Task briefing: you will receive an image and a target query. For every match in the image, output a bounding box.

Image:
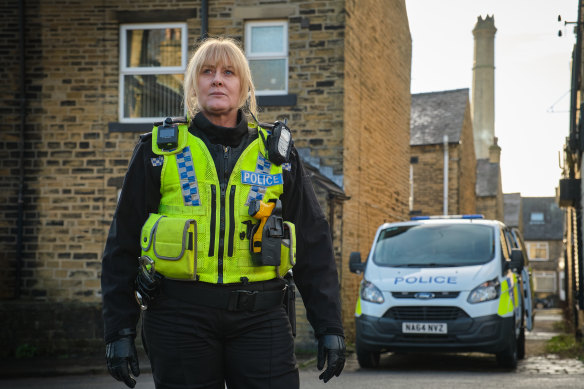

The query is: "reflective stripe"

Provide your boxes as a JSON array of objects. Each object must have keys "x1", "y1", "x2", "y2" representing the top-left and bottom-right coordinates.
[
  {"x1": 497, "y1": 277, "x2": 514, "y2": 316},
  {"x1": 355, "y1": 297, "x2": 362, "y2": 316},
  {"x1": 245, "y1": 153, "x2": 271, "y2": 205},
  {"x1": 176, "y1": 146, "x2": 200, "y2": 206}
]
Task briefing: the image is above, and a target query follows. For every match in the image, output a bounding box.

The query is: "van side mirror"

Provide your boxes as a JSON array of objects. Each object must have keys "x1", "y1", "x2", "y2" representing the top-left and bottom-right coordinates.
[
  {"x1": 509, "y1": 248, "x2": 524, "y2": 272},
  {"x1": 349, "y1": 252, "x2": 365, "y2": 274}
]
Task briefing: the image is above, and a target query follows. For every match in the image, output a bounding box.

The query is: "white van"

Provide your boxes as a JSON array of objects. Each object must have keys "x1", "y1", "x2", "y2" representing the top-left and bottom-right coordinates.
[{"x1": 349, "y1": 215, "x2": 533, "y2": 369}]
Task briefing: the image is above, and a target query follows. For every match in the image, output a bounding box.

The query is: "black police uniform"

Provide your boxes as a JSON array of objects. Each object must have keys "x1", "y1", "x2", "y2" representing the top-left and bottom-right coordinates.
[{"x1": 101, "y1": 112, "x2": 345, "y2": 388}]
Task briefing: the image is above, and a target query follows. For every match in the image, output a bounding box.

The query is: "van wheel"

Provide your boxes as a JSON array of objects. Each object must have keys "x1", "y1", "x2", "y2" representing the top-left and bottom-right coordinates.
[
  {"x1": 496, "y1": 327, "x2": 518, "y2": 369},
  {"x1": 517, "y1": 327, "x2": 526, "y2": 360},
  {"x1": 356, "y1": 339, "x2": 380, "y2": 368}
]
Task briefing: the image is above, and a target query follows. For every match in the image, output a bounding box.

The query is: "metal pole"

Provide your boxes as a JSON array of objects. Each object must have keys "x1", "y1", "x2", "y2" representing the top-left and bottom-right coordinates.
[{"x1": 443, "y1": 135, "x2": 449, "y2": 215}]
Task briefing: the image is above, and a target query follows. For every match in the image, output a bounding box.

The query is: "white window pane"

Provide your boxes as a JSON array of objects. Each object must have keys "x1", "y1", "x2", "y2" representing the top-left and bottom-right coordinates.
[
  {"x1": 534, "y1": 274, "x2": 556, "y2": 292},
  {"x1": 123, "y1": 74, "x2": 184, "y2": 118},
  {"x1": 126, "y1": 27, "x2": 183, "y2": 67},
  {"x1": 530, "y1": 212, "x2": 544, "y2": 224},
  {"x1": 249, "y1": 59, "x2": 286, "y2": 91},
  {"x1": 250, "y1": 26, "x2": 284, "y2": 53}
]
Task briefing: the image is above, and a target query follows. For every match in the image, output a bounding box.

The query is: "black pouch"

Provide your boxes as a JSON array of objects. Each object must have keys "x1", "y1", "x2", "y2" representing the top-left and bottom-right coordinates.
[
  {"x1": 134, "y1": 256, "x2": 164, "y2": 310},
  {"x1": 284, "y1": 272, "x2": 296, "y2": 337}
]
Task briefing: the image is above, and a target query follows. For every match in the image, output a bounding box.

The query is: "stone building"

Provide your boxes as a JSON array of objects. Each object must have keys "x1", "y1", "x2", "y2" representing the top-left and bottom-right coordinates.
[
  {"x1": 558, "y1": 0, "x2": 584, "y2": 336},
  {"x1": 475, "y1": 139, "x2": 504, "y2": 220},
  {"x1": 409, "y1": 88, "x2": 477, "y2": 216},
  {"x1": 0, "y1": 0, "x2": 411, "y2": 356},
  {"x1": 521, "y1": 197, "x2": 564, "y2": 308}
]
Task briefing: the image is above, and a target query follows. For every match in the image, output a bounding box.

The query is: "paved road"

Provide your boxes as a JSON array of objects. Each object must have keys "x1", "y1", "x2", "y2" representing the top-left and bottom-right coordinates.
[
  {"x1": 1, "y1": 351, "x2": 583, "y2": 389},
  {"x1": 1, "y1": 309, "x2": 582, "y2": 389}
]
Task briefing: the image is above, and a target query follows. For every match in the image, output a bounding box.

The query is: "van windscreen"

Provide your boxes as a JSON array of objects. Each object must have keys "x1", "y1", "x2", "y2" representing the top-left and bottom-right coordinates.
[{"x1": 373, "y1": 224, "x2": 495, "y2": 267}]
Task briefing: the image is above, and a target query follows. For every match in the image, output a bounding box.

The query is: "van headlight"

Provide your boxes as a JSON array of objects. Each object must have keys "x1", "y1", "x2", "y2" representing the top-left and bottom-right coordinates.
[
  {"x1": 360, "y1": 280, "x2": 385, "y2": 304},
  {"x1": 467, "y1": 278, "x2": 500, "y2": 304}
]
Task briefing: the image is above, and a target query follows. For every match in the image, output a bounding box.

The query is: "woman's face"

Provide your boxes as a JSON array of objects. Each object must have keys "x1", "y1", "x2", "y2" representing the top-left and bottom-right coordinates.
[{"x1": 197, "y1": 62, "x2": 241, "y2": 123}]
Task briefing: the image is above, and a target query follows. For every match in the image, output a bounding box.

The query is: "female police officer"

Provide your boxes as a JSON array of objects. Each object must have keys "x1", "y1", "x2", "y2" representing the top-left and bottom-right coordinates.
[{"x1": 101, "y1": 37, "x2": 345, "y2": 388}]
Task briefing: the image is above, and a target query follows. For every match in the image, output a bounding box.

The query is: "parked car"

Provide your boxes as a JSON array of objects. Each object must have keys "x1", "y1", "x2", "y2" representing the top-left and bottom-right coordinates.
[{"x1": 349, "y1": 215, "x2": 534, "y2": 369}]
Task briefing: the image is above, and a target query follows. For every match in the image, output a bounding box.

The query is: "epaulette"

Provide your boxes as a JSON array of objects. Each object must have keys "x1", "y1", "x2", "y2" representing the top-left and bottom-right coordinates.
[
  {"x1": 258, "y1": 121, "x2": 275, "y2": 131},
  {"x1": 139, "y1": 132, "x2": 153, "y2": 143},
  {"x1": 153, "y1": 116, "x2": 188, "y2": 126}
]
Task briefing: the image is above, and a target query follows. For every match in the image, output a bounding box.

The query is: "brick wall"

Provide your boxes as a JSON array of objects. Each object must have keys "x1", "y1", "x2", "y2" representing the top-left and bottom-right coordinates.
[
  {"x1": 1, "y1": 0, "x2": 412, "y2": 351},
  {"x1": 411, "y1": 144, "x2": 448, "y2": 215},
  {"x1": 0, "y1": 1, "x2": 22, "y2": 300},
  {"x1": 341, "y1": 0, "x2": 411, "y2": 339}
]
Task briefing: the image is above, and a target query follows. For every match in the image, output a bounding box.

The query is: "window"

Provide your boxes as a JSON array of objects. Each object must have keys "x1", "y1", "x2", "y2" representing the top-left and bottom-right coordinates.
[
  {"x1": 372, "y1": 224, "x2": 494, "y2": 267},
  {"x1": 534, "y1": 271, "x2": 557, "y2": 293},
  {"x1": 530, "y1": 212, "x2": 544, "y2": 224},
  {"x1": 526, "y1": 241, "x2": 549, "y2": 260},
  {"x1": 119, "y1": 23, "x2": 187, "y2": 123},
  {"x1": 245, "y1": 21, "x2": 288, "y2": 95}
]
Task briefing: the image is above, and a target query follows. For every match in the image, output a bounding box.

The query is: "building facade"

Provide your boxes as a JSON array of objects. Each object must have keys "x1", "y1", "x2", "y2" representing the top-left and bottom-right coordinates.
[
  {"x1": 0, "y1": 0, "x2": 411, "y2": 355},
  {"x1": 409, "y1": 89, "x2": 477, "y2": 216},
  {"x1": 521, "y1": 197, "x2": 565, "y2": 308},
  {"x1": 558, "y1": 0, "x2": 584, "y2": 336}
]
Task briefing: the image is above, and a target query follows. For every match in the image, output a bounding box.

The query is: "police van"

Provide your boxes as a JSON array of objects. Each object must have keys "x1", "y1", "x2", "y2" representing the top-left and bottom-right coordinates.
[{"x1": 349, "y1": 215, "x2": 533, "y2": 369}]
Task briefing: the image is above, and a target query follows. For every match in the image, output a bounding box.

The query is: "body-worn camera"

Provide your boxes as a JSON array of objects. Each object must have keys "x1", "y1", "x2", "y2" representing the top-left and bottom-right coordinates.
[
  {"x1": 157, "y1": 117, "x2": 179, "y2": 150},
  {"x1": 266, "y1": 120, "x2": 292, "y2": 165}
]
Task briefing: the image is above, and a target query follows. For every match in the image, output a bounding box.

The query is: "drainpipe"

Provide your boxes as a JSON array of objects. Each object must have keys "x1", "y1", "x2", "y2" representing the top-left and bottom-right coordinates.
[
  {"x1": 16, "y1": 0, "x2": 27, "y2": 299},
  {"x1": 443, "y1": 135, "x2": 449, "y2": 216},
  {"x1": 409, "y1": 164, "x2": 414, "y2": 212},
  {"x1": 201, "y1": 0, "x2": 208, "y2": 39}
]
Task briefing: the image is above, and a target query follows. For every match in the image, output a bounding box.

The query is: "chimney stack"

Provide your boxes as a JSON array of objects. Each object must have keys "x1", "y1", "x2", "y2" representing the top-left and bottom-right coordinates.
[
  {"x1": 472, "y1": 15, "x2": 497, "y2": 159},
  {"x1": 489, "y1": 137, "x2": 501, "y2": 163}
]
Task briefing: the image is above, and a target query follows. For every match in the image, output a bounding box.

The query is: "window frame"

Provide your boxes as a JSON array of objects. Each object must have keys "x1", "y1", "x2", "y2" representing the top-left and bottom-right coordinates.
[
  {"x1": 118, "y1": 22, "x2": 188, "y2": 123},
  {"x1": 245, "y1": 20, "x2": 289, "y2": 96},
  {"x1": 533, "y1": 271, "x2": 557, "y2": 293},
  {"x1": 526, "y1": 241, "x2": 549, "y2": 261}
]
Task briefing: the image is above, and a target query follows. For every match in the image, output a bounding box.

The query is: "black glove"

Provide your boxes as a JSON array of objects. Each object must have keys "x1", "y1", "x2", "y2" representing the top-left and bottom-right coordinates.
[
  {"x1": 317, "y1": 334, "x2": 346, "y2": 383},
  {"x1": 106, "y1": 334, "x2": 140, "y2": 388}
]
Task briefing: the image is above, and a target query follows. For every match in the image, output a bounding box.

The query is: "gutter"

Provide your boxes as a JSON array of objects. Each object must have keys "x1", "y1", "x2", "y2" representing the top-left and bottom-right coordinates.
[{"x1": 201, "y1": 0, "x2": 208, "y2": 39}]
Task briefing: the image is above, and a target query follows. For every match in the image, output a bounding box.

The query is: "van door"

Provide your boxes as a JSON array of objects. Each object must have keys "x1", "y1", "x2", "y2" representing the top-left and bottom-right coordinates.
[{"x1": 508, "y1": 228, "x2": 534, "y2": 331}]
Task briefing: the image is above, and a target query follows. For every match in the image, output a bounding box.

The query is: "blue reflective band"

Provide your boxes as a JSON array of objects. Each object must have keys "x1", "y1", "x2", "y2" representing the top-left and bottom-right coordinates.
[{"x1": 241, "y1": 170, "x2": 283, "y2": 187}]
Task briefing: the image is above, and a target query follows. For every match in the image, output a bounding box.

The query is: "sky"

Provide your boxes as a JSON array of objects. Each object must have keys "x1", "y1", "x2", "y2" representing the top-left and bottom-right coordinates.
[{"x1": 405, "y1": 0, "x2": 578, "y2": 197}]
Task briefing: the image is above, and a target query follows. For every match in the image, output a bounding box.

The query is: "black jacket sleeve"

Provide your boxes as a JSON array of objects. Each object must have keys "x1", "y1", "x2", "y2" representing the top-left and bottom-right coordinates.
[
  {"x1": 282, "y1": 147, "x2": 344, "y2": 338},
  {"x1": 101, "y1": 135, "x2": 161, "y2": 343}
]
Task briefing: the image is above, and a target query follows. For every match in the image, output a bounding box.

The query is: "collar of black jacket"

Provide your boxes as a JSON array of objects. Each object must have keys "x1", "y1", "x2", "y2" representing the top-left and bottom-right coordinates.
[{"x1": 192, "y1": 110, "x2": 248, "y2": 148}]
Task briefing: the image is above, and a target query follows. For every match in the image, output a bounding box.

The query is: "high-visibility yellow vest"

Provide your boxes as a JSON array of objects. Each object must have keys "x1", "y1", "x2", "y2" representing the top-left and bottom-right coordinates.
[{"x1": 140, "y1": 121, "x2": 296, "y2": 284}]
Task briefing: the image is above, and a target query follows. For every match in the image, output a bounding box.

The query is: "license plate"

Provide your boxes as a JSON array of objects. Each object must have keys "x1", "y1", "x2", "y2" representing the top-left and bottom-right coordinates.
[{"x1": 402, "y1": 322, "x2": 447, "y2": 334}]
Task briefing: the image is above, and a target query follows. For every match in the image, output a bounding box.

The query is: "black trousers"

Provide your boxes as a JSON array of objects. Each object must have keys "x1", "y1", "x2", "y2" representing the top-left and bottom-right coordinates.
[{"x1": 142, "y1": 281, "x2": 299, "y2": 389}]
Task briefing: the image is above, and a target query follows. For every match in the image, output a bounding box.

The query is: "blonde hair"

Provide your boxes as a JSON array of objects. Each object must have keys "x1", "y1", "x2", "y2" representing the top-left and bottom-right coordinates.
[{"x1": 183, "y1": 36, "x2": 257, "y2": 121}]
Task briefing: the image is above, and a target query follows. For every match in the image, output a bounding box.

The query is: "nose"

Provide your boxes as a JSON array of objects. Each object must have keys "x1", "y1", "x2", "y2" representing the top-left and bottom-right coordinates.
[{"x1": 212, "y1": 73, "x2": 223, "y2": 86}]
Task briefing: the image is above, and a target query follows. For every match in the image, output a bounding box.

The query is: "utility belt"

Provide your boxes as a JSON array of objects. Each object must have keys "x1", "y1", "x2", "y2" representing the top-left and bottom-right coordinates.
[{"x1": 161, "y1": 278, "x2": 286, "y2": 312}]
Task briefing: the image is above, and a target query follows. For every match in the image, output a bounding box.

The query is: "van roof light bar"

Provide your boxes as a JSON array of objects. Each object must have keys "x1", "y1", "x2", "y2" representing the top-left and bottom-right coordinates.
[{"x1": 410, "y1": 214, "x2": 484, "y2": 221}]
